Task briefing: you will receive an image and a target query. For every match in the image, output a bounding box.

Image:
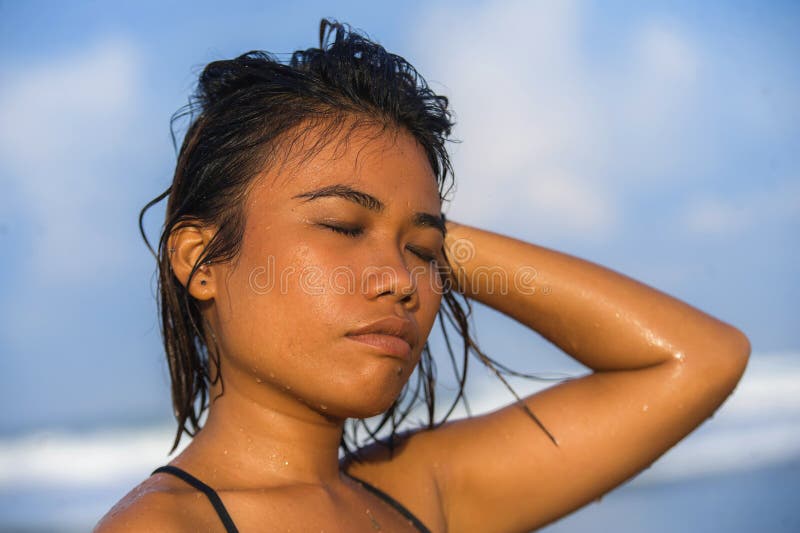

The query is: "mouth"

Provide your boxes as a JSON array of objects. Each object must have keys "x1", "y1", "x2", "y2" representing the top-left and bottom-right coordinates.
[
  {"x1": 345, "y1": 333, "x2": 413, "y2": 360},
  {"x1": 345, "y1": 316, "x2": 417, "y2": 360}
]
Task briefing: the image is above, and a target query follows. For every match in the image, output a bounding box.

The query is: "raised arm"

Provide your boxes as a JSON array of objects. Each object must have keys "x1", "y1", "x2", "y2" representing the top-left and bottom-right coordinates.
[{"x1": 413, "y1": 220, "x2": 751, "y2": 532}]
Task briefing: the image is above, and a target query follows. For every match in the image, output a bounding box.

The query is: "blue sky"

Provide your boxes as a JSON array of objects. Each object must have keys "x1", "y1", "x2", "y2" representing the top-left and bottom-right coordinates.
[{"x1": 1, "y1": 0, "x2": 798, "y2": 434}]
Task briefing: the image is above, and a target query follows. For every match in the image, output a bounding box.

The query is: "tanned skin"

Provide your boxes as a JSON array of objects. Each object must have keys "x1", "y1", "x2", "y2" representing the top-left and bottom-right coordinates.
[{"x1": 96, "y1": 124, "x2": 750, "y2": 532}]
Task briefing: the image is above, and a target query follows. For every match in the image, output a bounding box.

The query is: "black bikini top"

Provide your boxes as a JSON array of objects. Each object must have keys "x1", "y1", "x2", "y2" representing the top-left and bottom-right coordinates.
[{"x1": 151, "y1": 465, "x2": 432, "y2": 533}]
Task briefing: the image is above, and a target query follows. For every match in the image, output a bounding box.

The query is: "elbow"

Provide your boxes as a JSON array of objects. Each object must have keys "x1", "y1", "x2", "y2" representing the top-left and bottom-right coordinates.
[
  {"x1": 710, "y1": 324, "x2": 752, "y2": 387},
  {"x1": 723, "y1": 324, "x2": 752, "y2": 364},
  {"x1": 734, "y1": 327, "x2": 752, "y2": 359},
  {"x1": 673, "y1": 324, "x2": 752, "y2": 389}
]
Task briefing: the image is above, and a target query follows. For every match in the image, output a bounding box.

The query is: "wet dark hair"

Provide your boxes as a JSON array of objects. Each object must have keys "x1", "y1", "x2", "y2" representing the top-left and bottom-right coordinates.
[{"x1": 139, "y1": 18, "x2": 559, "y2": 459}]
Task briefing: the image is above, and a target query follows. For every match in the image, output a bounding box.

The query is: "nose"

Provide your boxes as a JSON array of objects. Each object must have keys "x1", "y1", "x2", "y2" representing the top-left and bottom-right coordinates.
[{"x1": 362, "y1": 246, "x2": 419, "y2": 308}]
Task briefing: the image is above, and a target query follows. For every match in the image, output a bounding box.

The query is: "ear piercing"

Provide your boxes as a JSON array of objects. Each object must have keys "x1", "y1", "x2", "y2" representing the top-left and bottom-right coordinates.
[{"x1": 166, "y1": 246, "x2": 208, "y2": 286}]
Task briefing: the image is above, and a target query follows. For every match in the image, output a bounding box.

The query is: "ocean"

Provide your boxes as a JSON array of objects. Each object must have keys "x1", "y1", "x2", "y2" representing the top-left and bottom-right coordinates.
[{"x1": 1, "y1": 352, "x2": 797, "y2": 532}]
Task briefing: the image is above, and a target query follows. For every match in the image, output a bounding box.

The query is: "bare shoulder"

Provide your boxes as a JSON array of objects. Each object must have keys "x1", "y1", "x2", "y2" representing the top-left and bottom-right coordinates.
[
  {"x1": 340, "y1": 427, "x2": 441, "y2": 487},
  {"x1": 340, "y1": 428, "x2": 448, "y2": 532},
  {"x1": 93, "y1": 473, "x2": 219, "y2": 532}
]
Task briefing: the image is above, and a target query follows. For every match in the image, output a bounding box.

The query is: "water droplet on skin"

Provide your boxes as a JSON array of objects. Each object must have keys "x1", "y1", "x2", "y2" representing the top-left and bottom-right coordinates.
[
  {"x1": 255, "y1": 377, "x2": 262, "y2": 383},
  {"x1": 223, "y1": 449, "x2": 228, "y2": 455},
  {"x1": 283, "y1": 460, "x2": 289, "y2": 466},
  {"x1": 269, "y1": 371, "x2": 275, "y2": 378},
  {"x1": 320, "y1": 404, "x2": 328, "y2": 410},
  {"x1": 642, "y1": 404, "x2": 649, "y2": 412}
]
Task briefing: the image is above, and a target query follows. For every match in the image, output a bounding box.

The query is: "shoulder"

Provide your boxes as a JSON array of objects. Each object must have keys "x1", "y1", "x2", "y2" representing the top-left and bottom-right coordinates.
[
  {"x1": 341, "y1": 428, "x2": 447, "y2": 532},
  {"x1": 340, "y1": 427, "x2": 439, "y2": 480},
  {"x1": 93, "y1": 472, "x2": 220, "y2": 532}
]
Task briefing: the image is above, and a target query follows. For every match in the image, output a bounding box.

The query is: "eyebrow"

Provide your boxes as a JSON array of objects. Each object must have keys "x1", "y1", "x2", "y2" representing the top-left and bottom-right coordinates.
[{"x1": 293, "y1": 183, "x2": 446, "y2": 236}]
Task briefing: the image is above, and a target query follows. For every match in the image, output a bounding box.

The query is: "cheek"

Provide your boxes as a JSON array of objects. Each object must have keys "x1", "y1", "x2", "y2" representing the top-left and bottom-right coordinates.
[
  {"x1": 207, "y1": 240, "x2": 297, "y2": 356},
  {"x1": 417, "y1": 279, "x2": 443, "y2": 343},
  {"x1": 215, "y1": 240, "x2": 360, "y2": 369},
  {"x1": 231, "y1": 243, "x2": 340, "y2": 347},
  {"x1": 208, "y1": 234, "x2": 440, "y2": 416}
]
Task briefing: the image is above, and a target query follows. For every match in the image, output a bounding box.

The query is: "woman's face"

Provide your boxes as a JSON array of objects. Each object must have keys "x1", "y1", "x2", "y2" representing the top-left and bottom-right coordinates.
[{"x1": 205, "y1": 125, "x2": 445, "y2": 419}]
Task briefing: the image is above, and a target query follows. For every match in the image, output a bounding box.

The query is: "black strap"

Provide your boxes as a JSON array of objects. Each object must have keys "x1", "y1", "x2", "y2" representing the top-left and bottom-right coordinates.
[
  {"x1": 342, "y1": 470, "x2": 433, "y2": 533},
  {"x1": 151, "y1": 465, "x2": 239, "y2": 533}
]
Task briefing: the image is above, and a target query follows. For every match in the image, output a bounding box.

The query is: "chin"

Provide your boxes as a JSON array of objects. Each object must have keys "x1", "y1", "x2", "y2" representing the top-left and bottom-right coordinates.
[
  {"x1": 334, "y1": 374, "x2": 408, "y2": 418},
  {"x1": 365, "y1": 394, "x2": 403, "y2": 417},
  {"x1": 319, "y1": 395, "x2": 398, "y2": 420}
]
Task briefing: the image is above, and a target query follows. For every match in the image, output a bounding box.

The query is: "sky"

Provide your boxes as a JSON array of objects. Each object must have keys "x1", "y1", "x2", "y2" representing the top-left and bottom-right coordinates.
[{"x1": 0, "y1": 0, "x2": 798, "y2": 436}]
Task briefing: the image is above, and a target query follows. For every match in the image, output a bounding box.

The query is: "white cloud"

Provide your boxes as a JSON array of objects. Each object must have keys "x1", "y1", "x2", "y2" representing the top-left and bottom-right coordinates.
[
  {"x1": 521, "y1": 168, "x2": 618, "y2": 235},
  {"x1": 681, "y1": 178, "x2": 800, "y2": 236},
  {"x1": 636, "y1": 21, "x2": 699, "y2": 84},
  {"x1": 411, "y1": 0, "x2": 608, "y2": 238},
  {"x1": 0, "y1": 37, "x2": 143, "y2": 283},
  {"x1": 409, "y1": 1, "x2": 706, "y2": 241},
  {"x1": 682, "y1": 197, "x2": 754, "y2": 235}
]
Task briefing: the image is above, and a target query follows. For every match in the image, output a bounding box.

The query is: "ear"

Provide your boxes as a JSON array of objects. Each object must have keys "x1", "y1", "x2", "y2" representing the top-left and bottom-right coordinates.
[{"x1": 168, "y1": 223, "x2": 219, "y2": 301}]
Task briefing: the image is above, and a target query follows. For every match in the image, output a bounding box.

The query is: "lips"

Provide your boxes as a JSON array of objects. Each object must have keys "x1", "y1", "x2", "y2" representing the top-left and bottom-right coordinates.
[{"x1": 345, "y1": 316, "x2": 417, "y2": 359}]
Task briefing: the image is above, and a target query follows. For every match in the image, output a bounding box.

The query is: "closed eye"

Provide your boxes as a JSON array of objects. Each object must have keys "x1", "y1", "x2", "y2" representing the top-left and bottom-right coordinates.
[
  {"x1": 406, "y1": 245, "x2": 438, "y2": 263},
  {"x1": 321, "y1": 223, "x2": 438, "y2": 263},
  {"x1": 320, "y1": 223, "x2": 364, "y2": 237}
]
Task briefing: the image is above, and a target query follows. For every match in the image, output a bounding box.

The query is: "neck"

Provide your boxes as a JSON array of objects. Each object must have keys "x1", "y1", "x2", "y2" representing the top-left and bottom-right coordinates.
[{"x1": 174, "y1": 375, "x2": 347, "y2": 489}]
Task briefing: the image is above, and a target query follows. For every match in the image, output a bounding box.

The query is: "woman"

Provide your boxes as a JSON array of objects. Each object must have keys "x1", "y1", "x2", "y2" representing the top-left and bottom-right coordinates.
[{"x1": 96, "y1": 19, "x2": 750, "y2": 533}]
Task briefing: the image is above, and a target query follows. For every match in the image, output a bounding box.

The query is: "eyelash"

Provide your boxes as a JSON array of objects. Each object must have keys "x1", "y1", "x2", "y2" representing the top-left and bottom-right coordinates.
[{"x1": 321, "y1": 224, "x2": 437, "y2": 263}]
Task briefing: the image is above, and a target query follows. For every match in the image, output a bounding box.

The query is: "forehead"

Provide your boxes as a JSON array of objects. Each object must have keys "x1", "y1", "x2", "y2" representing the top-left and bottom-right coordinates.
[{"x1": 246, "y1": 122, "x2": 442, "y2": 214}]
